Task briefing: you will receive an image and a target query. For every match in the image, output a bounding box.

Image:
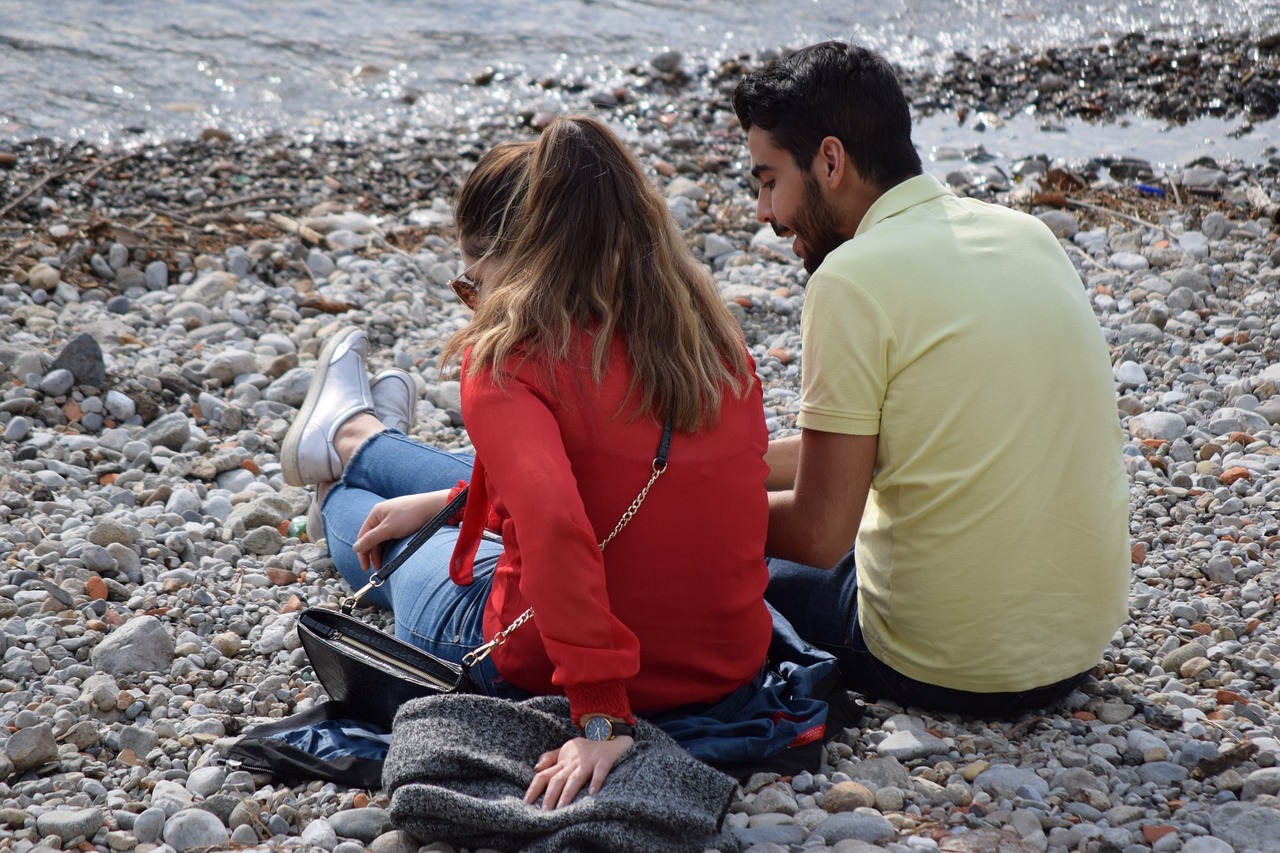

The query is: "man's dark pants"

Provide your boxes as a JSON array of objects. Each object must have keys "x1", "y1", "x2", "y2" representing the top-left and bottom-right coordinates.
[{"x1": 765, "y1": 552, "x2": 1090, "y2": 718}]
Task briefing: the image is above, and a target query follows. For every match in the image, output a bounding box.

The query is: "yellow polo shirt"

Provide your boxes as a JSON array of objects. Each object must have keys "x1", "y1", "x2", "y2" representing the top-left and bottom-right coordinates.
[{"x1": 800, "y1": 174, "x2": 1129, "y2": 692}]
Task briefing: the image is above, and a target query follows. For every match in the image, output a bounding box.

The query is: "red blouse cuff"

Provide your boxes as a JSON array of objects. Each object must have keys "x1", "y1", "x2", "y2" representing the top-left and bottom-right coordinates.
[
  {"x1": 445, "y1": 480, "x2": 468, "y2": 525},
  {"x1": 565, "y1": 681, "x2": 635, "y2": 727}
]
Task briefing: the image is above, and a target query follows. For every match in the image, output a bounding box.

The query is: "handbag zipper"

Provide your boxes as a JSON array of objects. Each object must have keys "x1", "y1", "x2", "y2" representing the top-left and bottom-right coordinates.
[{"x1": 328, "y1": 629, "x2": 458, "y2": 691}]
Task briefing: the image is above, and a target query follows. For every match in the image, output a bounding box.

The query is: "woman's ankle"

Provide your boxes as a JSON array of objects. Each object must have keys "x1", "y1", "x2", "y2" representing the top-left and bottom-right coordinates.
[{"x1": 334, "y1": 412, "x2": 386, "y2": 470}]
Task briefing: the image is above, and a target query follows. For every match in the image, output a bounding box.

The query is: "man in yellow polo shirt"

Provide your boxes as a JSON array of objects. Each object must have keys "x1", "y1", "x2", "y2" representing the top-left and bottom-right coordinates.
[{"x1": 733, "y1": 42, "x2": 1129, "y2": 716}]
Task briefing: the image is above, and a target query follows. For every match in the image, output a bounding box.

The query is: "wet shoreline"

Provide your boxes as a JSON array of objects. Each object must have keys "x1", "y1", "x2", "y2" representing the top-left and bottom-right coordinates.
[{"x1": 2, "y1": 32, "x2": 1280, "y2": 853}]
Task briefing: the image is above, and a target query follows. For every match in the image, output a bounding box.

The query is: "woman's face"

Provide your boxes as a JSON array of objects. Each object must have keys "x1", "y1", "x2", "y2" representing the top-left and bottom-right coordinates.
[{"x1": 449, "y1": 244, "x2": 492, "y2": 310}]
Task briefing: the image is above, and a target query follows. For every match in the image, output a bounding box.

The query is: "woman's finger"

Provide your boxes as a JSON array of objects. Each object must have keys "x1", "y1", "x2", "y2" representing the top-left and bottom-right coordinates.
[
  {"x1": 540, "y1": 769, "x2": 568, "y2": 810},
  {"x1": 524, "y1": 750, "x2": 560, "y2": 803},
  {"x1": 554, "y1": 766, "x2": 589, "y2": 809},
  {"x1": 588, "y1": 758, "x2": 613, "y2": 795}
]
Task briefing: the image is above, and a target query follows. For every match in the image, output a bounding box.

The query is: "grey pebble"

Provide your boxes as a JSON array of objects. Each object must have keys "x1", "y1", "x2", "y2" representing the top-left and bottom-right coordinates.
[
  {"x1": 4, "y1": 415, "x2": 31, "y2": 442},
  {"x1": 875, "y1": 729, "x2": 947, "y2": 761},
  {"x1": 91, "y1": 615, "x2": 176, "y2": 675},
  {"x1": 809, "y1": 812, "x2": 895, "y2": 844},
  {"x1": 301, "y1": 818, "x2": 339, "y2": 850},
  {"x1": 39, "y1": 367, "x2": 75, "y2": 396},
  {"x1": 133, "y1": 806, "x2": 167, "y2": 845},
  {"x1": 163, "y1": 808, "x2": 231, "y2": 853},
  {"x1": 327, "y1": 807, "x2": 392, "y2": 842},
  {"x1": 35, "y1": 807, "x2": 103, "y2": 842}
]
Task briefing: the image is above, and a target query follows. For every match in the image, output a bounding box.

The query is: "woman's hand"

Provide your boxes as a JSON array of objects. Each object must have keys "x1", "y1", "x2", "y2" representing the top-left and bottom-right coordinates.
[
  {"x1": 525, "y1": 736, "x2": 633, "y2": 810},
  {"x1": 354, "y1": 490, "x2": 451, "y2": 571}
]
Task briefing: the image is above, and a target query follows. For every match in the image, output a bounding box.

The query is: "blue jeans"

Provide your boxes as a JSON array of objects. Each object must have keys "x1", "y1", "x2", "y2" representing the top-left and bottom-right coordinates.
[
  {"x1": 321, "y1": 431, "x2": 528, "y2": 698},
  {"x1": 766, "y1": 552, "x2": 1089, "y2": 718}
]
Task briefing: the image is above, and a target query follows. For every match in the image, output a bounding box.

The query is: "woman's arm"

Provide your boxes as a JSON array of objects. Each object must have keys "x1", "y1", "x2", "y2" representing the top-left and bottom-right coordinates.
[
  {"x1": 464, "y1": 370, "x2": 642, "y2": 709},
  {"x1": 464, "y1": 366, "x2": 643, "y2": 805}
]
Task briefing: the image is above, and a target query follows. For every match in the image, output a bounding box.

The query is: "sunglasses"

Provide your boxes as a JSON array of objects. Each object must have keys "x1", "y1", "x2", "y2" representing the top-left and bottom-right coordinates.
[{"x1": 448, "y1": 261, "x2": 481, "y2": 310}]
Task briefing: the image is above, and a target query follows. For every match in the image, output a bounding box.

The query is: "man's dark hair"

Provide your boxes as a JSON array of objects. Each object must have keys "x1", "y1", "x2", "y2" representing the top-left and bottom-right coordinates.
[{"x1": 733, "y1": 41, "x2": 923, "y2": 189}]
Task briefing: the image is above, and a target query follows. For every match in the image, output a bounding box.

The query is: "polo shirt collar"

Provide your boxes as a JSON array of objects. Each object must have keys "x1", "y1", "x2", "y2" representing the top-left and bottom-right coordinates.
[{"x1": 854, "y1": 174, "x2": 952, "y2": 238}]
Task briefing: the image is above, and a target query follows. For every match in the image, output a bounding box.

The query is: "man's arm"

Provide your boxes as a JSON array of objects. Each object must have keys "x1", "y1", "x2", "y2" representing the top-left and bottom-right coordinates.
[
  {"x1": 763, "y1": 434, "x2": 801, "y2": 491},
  {"x1": 766, "y1": 428, "x2": 877, "y2": 569}
]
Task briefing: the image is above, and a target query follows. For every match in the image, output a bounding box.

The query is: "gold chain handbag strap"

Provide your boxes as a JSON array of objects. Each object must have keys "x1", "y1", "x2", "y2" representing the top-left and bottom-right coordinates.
[{"x1": 463, "y1": 416, "x2": 673, "y2": 667}]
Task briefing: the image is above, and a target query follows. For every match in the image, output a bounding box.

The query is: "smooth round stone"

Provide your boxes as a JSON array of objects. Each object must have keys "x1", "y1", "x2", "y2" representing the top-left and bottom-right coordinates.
[
  {"x1": 1115, "y1": 361, "x2": 1148, "y2": 387},
  {"x1": 875, "y1": 729, "x2": 947, "y2": 762},
  {"x1": 80, "y1": 543, "x2": 117, "y2": 573},
  {"x1": 874, "y1": 786, "x2": 905, "y2": 812},
  {"x1": 1209, "y1": 801, "x2": 1280, "y2": 850},
  {"x1": 39, "y1": 368, "x2": 75, "y2": 396},
  {"x1": 230, "y1": 823, "x2": 259, "y2": 845},
  {"x1": 974, "y1": 766, "x2": 1050, "y2": 798},
  {"x1": 1129, "y1": 412, "x2": 1188, "y2": 441},
  {"x1": 306, "y1": 249, "x2": 336, "y2": 279},
  {"x1": 145, "y1": 260, "x2": 169, "y2": 290},
  {"x1": 104, "y1": 390, "x2": 137, "y2": 420},
  {"x1": 162, "y1": 808, "x2": 229, "y2": 852},
  {"x1": 1110, "y1": 252, "x2": 1150, "y2": 271},
  {"x1": 27, "y1": 262, "x2": 61, "y2": 290},
  {"x1": 301, "y1": 818, "x2": 338, "y2": 851},
  {"x1": 4, "y1": 416, "x2": 31, "y2": 442},
  {"x1": 108, "y1": 243, "x2": 129, "y2": 269},
  {"x1": 809, "y1": 811, "x2": 895, "y2": 844},
  {"x1": 185, "y1": 766, "x2": 227, "y2": 798},
  {"x1": 327, "y1": 808, "x2": 391, "y2": 843},
  {"x1": 1181, "y1": 836, "x2": 1235, "y2": 853},
  {"x1": 35, "y1": 807, "x2": 103, "y2": 842},
  {"x1": 1179, "y1": 232, "x2": 1211, "y2": 258}
]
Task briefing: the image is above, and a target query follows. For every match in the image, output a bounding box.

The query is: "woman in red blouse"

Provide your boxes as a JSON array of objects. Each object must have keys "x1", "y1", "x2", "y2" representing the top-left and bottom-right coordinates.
[{"x1": 282, "y1": 117, "x2": 771, "y2": 806}]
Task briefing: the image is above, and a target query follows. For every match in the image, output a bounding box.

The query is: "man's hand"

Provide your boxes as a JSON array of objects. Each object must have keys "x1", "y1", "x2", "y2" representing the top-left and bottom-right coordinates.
[
  {"x1": 767, "y1": 429, "x2": 877, "y2": 568},
  {"x1": 354, "y1": 490, "x2": 450, "y2": 571},
  {"x1": 525, "y1": 736, "x2": 633, "y2": 810}
]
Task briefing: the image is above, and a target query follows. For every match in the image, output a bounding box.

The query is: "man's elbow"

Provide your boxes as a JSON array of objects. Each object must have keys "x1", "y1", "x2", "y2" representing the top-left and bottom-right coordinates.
[
  {"x1": 769, "y1": 525, "x2": 854, "y2": 570},
  {"x1": 802, "y1": 537, "x2": 854, "y2": 571}
]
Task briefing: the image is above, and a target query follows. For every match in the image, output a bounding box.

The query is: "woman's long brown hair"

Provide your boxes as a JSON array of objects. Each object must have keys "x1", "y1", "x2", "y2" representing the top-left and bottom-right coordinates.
[{"x1": 442, "y1": 116, "x2": 751, "y2": 433}]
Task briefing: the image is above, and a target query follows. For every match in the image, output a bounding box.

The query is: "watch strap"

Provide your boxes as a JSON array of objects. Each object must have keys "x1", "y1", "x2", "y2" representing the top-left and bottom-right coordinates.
[{"x1": 606, "y1": 721, "x2": 636, "y2": 739}]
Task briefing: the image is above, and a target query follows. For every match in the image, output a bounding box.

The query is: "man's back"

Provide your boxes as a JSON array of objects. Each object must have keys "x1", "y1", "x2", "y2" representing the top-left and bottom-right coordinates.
[{"x1": 799, "y1": 174, "x2": 1129, "y2": 692}]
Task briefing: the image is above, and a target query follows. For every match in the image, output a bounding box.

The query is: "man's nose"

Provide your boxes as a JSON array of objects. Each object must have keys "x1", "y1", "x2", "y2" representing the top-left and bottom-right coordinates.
[{"x1": 755, "y1": 190, "x2": 772, "y2": 224}]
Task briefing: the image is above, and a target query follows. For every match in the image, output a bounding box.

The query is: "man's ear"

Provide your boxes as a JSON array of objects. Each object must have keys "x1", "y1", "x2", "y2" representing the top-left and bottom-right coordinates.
[{"x1": 814, "y1": 136, "x2": 847, "y2": 189}]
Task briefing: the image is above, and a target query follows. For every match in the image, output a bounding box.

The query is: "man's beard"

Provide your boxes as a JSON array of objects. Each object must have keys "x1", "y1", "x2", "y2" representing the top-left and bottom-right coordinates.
[{"x1": 792, "y1": 170, "x2": 847, "y2": 275}]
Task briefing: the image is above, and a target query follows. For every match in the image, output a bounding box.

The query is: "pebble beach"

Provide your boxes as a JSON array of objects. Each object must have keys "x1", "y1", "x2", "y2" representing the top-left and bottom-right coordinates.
[{"x1": 3, "y1": 27, "x2": 1280, "y2": 853}]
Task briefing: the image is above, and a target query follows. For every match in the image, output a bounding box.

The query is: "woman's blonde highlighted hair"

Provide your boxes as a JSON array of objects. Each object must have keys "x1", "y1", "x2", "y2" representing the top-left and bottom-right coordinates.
[{"x1": 442, "y1": 116, "x2": 751, "y2": 432}]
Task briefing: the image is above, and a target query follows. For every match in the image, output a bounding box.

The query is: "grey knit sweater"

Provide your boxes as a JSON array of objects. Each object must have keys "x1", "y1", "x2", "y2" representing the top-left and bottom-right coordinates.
[{"x1": 383, "y1": 694, "x2": 739, "y2": 853}]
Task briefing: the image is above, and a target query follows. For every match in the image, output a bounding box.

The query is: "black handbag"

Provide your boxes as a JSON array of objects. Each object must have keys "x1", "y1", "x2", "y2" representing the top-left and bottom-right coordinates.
[
  {"x1": 298, "y1": 419, "x2": 673, "y2": 730},
  {"x1": 298, "y1": 488, "x2": 477, "y2": 730}
]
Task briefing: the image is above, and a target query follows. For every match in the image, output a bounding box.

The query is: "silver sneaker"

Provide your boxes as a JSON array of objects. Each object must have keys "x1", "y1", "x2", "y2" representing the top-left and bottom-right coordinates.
[
  {"x1": 281, "y1": 327, "x2": 377, "y2": 486},
  {"x1": 370, "y1": 368, "x2": 417, "y2": 435}
]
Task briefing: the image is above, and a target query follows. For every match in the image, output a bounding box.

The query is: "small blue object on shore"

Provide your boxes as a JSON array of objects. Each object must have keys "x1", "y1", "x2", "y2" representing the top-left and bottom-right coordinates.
[{"x1": 1136, "y1": 183, "x2": 1167, "y2": 197}]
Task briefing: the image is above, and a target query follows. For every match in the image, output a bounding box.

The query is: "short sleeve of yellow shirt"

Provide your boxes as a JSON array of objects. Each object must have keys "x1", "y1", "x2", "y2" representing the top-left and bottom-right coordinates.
[{"x1": 798, "y1": 272, "x2": 890, "y2": 436}]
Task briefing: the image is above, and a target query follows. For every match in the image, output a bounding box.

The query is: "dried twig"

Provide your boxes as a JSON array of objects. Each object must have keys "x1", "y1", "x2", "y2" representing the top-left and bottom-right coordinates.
[
  {"x1": 1064, "y1": 241, "x2": 1112, "y2": 274},
  {"x1": 1005, "y1": 715, "x2": 1049, "y2": 740},
  {"x1": 190, "y1": 191, "x2": 295, "y2": 214},
  {"x1": 80, "y1": 150, "x2": 143, "y2": 185},
  {"x1": 0, "y1": 161, "x2": 93, "y2": 219},
  {"x1": 1064, "y1": 196, "x2": 1171, "y2": 237}
]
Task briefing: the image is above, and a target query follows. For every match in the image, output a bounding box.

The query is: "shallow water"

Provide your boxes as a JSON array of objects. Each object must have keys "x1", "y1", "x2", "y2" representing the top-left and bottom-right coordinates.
[{"x1": 1, "y1": 0, "x2": 1278, "y2": 165}]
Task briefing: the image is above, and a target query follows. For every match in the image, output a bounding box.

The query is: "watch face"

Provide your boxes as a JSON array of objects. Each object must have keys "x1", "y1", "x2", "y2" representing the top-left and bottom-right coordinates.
[{"x1": 584, "y1": 717, "x2": 611, "y2": 741}]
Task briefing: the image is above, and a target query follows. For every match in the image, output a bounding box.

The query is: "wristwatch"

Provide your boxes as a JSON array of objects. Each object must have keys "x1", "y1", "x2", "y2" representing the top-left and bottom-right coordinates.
[{"x1": 582, "y1": 716, "x2": 636, "y2": 741}]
